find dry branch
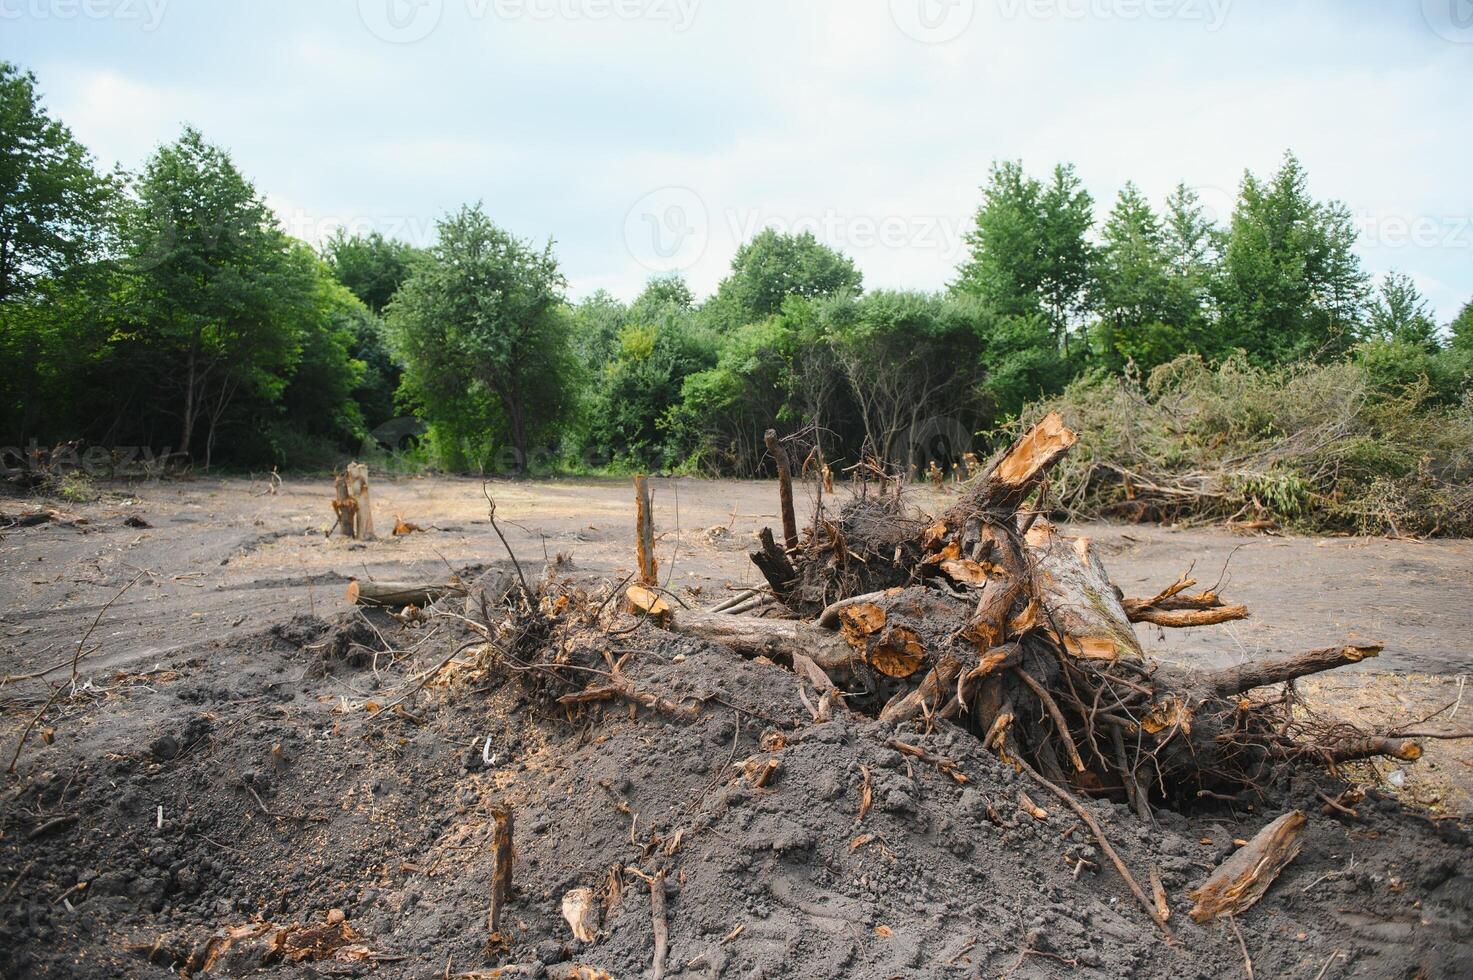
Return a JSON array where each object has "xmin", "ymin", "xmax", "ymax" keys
[{"xmin": 1203, "ymin": 645, "xmax": 1382, "ymax": 698}]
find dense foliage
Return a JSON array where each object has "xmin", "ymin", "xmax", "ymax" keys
[{"xmin": 3, "ymin": 61, "xmax": 1470, "ymax": 538}]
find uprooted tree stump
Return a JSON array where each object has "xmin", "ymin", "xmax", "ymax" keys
[
  {"xmin": 448, "ymin": 415, "xmax": 1446, "ymax": 938},
  {"xmin": 671, "ymin": 412, "xmax": 1425, "ymax": 809}
]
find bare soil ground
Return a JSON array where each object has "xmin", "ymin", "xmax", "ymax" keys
[{"xmin": 2, "ymin": 475, "xmax": 1470, "ymax": 978}]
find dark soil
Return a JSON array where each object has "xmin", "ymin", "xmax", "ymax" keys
[{"xmin": 3, "ymin": 583, "xmax": 1470, "ymax": 979}]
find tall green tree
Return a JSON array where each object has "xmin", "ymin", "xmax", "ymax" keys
[
  {"xmin": 955, "ymin": 160, "xmax": 1094, "ymax": 354},
  {"xmin": 384, "ymin": 204, "xmax": 573, "ymax": 473},
  {"xmin": 570, "ymin": 289, "xmax": 629, "ymax": 371},
  {"xmin": 0, "ymin": 62, "xmax": 117, "ymax": 443},
  {"xmin": 118, "ymin": 127, "xmax": 315, "ymax": 465},
  {"xmin": 584, "ymin": 277, "xmax": 714, "ymax": 469},
  {"xmin": 705, "ymin": 229, "xmax": 861, "ymax": 330},
  {"xmin": 1451, "ymin": 299, "xmax": 1473, "ymax": 353},
  {"xmin": 0, "ymin": 61, "xmax": 115, "ymax": 305},
  {"xmin": 1216, "ymin": 152, "xmax": 1368, "ymax": 362},
  {"xmin": 954, "ymin": 160, "xmax": 1045, "ymax": 318},
  {"xmin": 1161, "ymin": 183, "xmax": 1217, "ymax": 342},
  {"xmin": 1037, "ymin": 163, "xmax": 1095, "ymax": 353},
  {"xmin": 1092, "ymin": 183, "xmax": 1176, "ymax": 370}
]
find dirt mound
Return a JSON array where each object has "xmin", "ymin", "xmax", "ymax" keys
[{"xmin": 2, "ymin": 605, "xmax": 1470, "ymax": 979}]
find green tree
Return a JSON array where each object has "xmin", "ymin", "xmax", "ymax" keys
[
  {"xmin": 1161, "ymin": 183, "xmax": 1217, "ymax": 344},
  {"xmin": 118, "ymin": 126, "xmax": 315, "ymax": 465},
  {"xmin": 586, "ymin": 281, "xmax": 715, "ymax": 470},
  {"xmin": 1216, "ymin": 152, "xmax": 1369, "ymax": 362},
  {"xmin": 570, "ymin": 289, "xmax": 628, "ymax": 371},
  {"xmin": 1451, "ymin": 299, "xmax": 1473, "ymax": 353},
  {"xmin": 384, "ymin": 204, "xmax": 573, "ymax": 473},
  {"xmin": 705, "ymin": 229, "xmax": 861, "ymax": 329},
  {"xmin": 0, "ymin": 62, "xmax": 115, "ymax": 305},
  {"xmin": 321, "ymin": 229, "xmax": 421, "ymax": 314},
  {"xmin": 1367, "ymin": 272, "xmax": 1438, "ymax": 349},
  {"xmin": 821, "ymin": 291, "xmax": 990, "ymax": 465},
  {"xmin": 954, "ymin": 160, "xmax": 1045, "ymax": 318},
  {"xmin": 270, "ymin": 253, "xmax": 369, "ymax": 461},
  {"xmin": 0, "ymin": 62, "xmax": 117, "ymax": 443},
  {"xmin": 956, "ymin": 160, "xmax": 1094, "ymax": 354},
  {"xmin": 1091, "ymin": 183, "xmax": 1177, "ymax": 370},
  {"xmin": 1038, "ymin": 163, "xmax": 1095, "ymax": 353}
]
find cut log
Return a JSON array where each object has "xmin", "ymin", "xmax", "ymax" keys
[
  {"xmin": 1130, "ymin": 606, "xmax": 1250, "ymax": 628},
  {"xmin": 347, "ymin": 580, "xmax": 465, "ymax": 608},
  {"xmin": 1188, "ymin": 810, "xmax": 1305, "ymax": 923},
  {"xmin": 665, "ymin": 609, "xmax": 860, "ymax": 679},
  {"xmin": 765, "ymin": 428, "xmax": 799, "ymax": 553}
]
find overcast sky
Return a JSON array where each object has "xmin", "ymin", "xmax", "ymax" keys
[{"xmin": 7, "ymin": 0, "xmax": 1471, "ymax": 321}]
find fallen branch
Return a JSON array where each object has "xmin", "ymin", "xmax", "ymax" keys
[{"xmin": 1203, "ymin": 645, "xmax": 1382, "ymax": 698}]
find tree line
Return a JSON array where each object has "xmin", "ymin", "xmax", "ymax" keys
[{"xmin": 3, "ymin": 61, "xmax": 1469, "ymax": 478}]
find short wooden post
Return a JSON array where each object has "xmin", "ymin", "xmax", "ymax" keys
[
  {"xmin": 764, "ymin": 429, "xmax": 798, "ymax": 553},
  {"xmin": 634, "ymin": 475, "xmax": 658, "ymax": 587}
]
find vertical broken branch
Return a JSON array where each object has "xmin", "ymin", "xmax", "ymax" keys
[
  {"xmin": 649, "ymin": 868, "xmax": 669, "ymax": 980},
  {"xmin": 634, "ymin": 475, "xmax": 658, "ymax": 588},
  {"xmin": 765, "ymin": 429, "xmax": 799, "ymax": 553},
  {"xmin": 487, "ymin": 805, "xmax": 514, "ymax": 938}
]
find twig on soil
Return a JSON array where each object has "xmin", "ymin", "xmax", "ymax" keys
[
  {"xmin": 1312, "ymin": 951, "xmax": 1343, "ymax": 980},
  {"xmin": 1016, "ymin": 757, "xmax": 1173, "ymax": 939},
  {"xmin": 71, "ymin": 570, "xmax": 145, "ymax": 687},
  {"xmin": 9, "ymin": 573, "xmax": 144, "ymax": 773},
  {"xmin": 1227, "ymin": 915, "xmax": 1253, "ymax": 979},
  {"xmin": 2, "ymin": 860, "xmax": 35, "ymax": 904},
  {"xmin": 27, "ymin": 814, "xmax": 78, "ymax": 840},
  {"xmin": 628, "ymin": 867, "xmax": 669, "ymax": 980}
]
